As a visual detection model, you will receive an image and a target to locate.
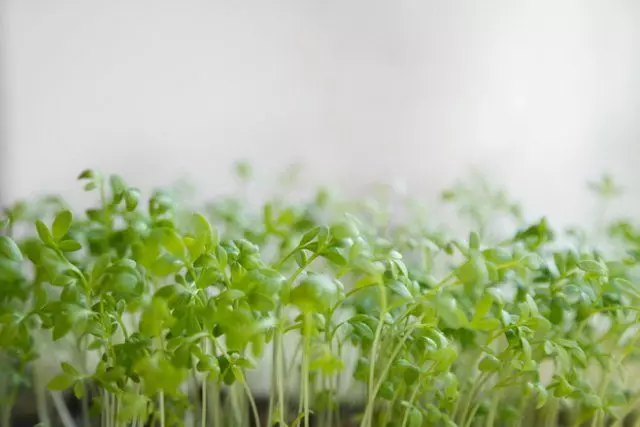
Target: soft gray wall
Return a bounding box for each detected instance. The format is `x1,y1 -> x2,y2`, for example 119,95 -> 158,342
2,0 -> 640,226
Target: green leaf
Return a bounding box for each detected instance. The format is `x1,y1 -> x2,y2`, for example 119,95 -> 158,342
535,385 -> 549,409
52,210 -> 73,240
456,254 -> 488,293
73,381 -> 85,399
408,408 -> 423,427
52,315 -> 73,341
388,280 -> 413,301
607,391 -> 627,407
36,220 -> 54,245
48,374 -> 74,391
0,236 -> 23,262
151,254 -> 183,277
521,253 -> 542,270
161,228 -> 187,259
484,247 -> 512,264
125,188 -> 141,211
578,259 -> 608,276
478,355 -> 500,372
554,252 -> 566,275
61,362 -> 79,377
583,394 -> 602,409
190,212 -> 213,243
117,393 -> 149,423
300,226 -> 322,247
350,321 -> 374,341
295,250 -> 308,268
290,274 -> 340,313
469,231 -> 480,250
472,318 -> 500,332
331,218 -> 359,240
110,174 -> 126,200
472,292 -> 493,322
77,169 -> 96,180
59,240 -> 82,252
549,298 -> 564,325
436,296 -> 468,329
321,247 -> 347,266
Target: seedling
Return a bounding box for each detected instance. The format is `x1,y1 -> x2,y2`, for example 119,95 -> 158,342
0,168 -> 639,427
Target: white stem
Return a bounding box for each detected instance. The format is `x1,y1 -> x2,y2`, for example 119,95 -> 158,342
51,391 -> 77,427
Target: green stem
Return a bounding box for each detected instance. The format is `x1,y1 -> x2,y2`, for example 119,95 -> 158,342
229,382 -> 244,426
101,390 -> 107,427
324,309 -> 335,427
241,379 -> 262,427
202,374 -> 208,427
593,365 -> 613,427
335,340 -> 343,427
464,404 -> 481,427
301,312 -> 312,427
81,381 -> 90,427
457,372 -> 489,426
544,398 -> 557,427
361,282 -> 388,427
159,391 -> 166,427
359,315 -> 422,427
515,394 -> 529,427
400,386 -> 421,427
382,384 -> 403,427
485,393 -> 499,427
611,391 -> 640,427
207,334 -> 261,427
210,382 -> 222,427
33,363 -> 51,427
270,309 -> 286,426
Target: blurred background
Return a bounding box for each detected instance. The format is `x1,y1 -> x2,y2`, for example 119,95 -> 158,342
1,0 -> 640,226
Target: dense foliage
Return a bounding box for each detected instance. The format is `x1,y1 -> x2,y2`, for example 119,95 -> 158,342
1,167 -> 639,427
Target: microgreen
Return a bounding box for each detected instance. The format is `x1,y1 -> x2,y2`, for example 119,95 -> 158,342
1,168 -> 640,427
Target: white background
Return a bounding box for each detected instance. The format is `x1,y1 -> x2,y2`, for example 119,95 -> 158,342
2,0 -> 640,226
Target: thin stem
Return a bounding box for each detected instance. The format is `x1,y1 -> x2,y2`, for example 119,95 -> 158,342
159,391 -> 166,427
485,393 -> 499,427
202,375 -> 208,427
611,390 -> 640,427
33,363 -> 51,427
101,390 -> 106,427
335,340 -> 343,427
362,281 -> 387,427
229,382 -> 244,426
359,315 -> 422,427
241,379 -> 262,427
400,386 -> 421,427
301,312 -> 312,427
270,309 -> 286,426
382,384 -> 403,427
324,309 -> 335,427
111,392 -> 116,427
464,404 -> 481,427
544,398 -> 558,427
207,334 -> 261,427
458,372 -> 490,426
51,391 -> 77,427
210,382 -> 223,427
81,381 -> 90,427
